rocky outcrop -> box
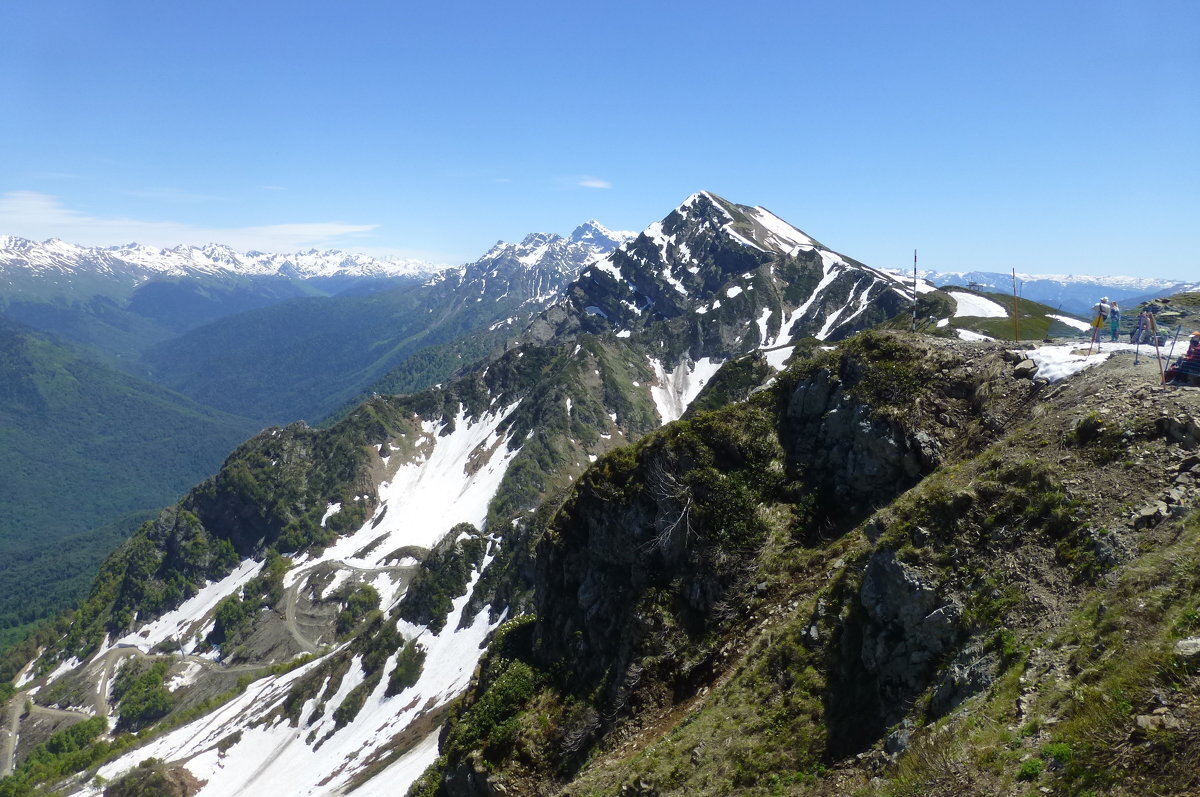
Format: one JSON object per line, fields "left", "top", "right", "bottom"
{"left": 860, "top": 551, "right": 962, "bottom": 713}
{"left": 784, "top": 367, "right": 939, "bottom": 520}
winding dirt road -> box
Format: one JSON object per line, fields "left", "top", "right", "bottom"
{"left": 1, "top": 693, "right": 22, "bottom": 777}
{"left": 2, "top": 556, "right": 420, "bottom": 777}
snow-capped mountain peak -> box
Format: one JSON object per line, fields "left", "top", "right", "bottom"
{"left": 569, "top": 219, "right": 637, "bottom": 251}
{"left": 526, "top": 191, "right": 915, "bottom": 352}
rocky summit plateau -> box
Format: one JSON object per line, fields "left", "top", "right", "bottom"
{"left": 1, "top": 193, "right": 1198, "bottom": 797}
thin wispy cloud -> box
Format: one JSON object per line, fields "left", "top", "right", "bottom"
{"left": 0, "top": 191, "right": 378, "bottom": 251}
{"left": 577, "top": 177, "right": 613, "bottom": 189}
{"left": 122, "top": 187, "right": 231, "bottom": 202}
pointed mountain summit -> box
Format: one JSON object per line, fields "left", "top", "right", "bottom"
{"left": 568, "top": 219, "right": 637, "bottom": 251}
{"left": 529, "top": 191, "right": 912, "bottom": 357}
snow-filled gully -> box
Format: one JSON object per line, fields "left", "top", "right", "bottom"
{"left": 71, "top": 405, "right": 521, "bottom": 796}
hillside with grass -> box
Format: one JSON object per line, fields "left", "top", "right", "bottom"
{"left": 890, "top": 286, "right": 1093, "bottom": 343}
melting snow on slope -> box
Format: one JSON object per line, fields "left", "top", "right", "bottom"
{"left": 948, "top": 291, "right": 1008, "bottom": 318}
{"left": 776, "top": 257, "right": 841, "bottom": 345}
{"left": 1049, "top": 314, "right": 1092, "bottom": 332}
{"left": 1022, "top": 344, "right": 1111, "bottom": 382}
{"left": 743, "top": 206, "right": 816, "bottom": 254}
{"left": 289, "top": 403, "right": 520, "bottom": 578}
{"left": 320, "top": 502, "right": 342, "bottom": 527}
{"left": 878, "top": 268, "right": 938, "bottom": 294}
{"left": 166, "top": 662, "right": 205, "bottom": 692}
{"left": 956, "top": 329, "right": 995, "bottom": 342}
{"left": 763, "top": 346, "right": 794, "bottom": 370}
{"left": 649, "top": 358, "right": 722, "bottom": 424}
{"left": 817, "top": 279, "right": 879, "bottom": 340}
{"left": 112, "top": 559, "right": 263, "bottom": 654}
{"left": 86, "top": 548, "right": 505, "bottom": 797}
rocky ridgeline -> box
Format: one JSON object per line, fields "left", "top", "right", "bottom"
{"left": 416, "top": 335, "right": 1200, "bottom": 797}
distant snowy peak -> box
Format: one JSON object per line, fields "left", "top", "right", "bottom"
{"left": 0, "top": 235, "right": 448, "bottom": 283}
{"left": 442, "top": 221, "right": 634, "bottom": 317}
{"left": 918, "top": 268, "right": 1189, "bottom": 293}
{"left": 472, "top": 221, "right": 630, "bottom": 278}
{"left": 569, "top": 220, "right": 637, "bottom": 251}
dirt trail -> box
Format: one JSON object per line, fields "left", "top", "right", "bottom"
{"left": 283, "top": 560, "right": 418, "bottom": 652}
{"left": 1, "top": 693, "right": 21, "bottom": 777}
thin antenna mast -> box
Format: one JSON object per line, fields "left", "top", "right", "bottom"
{"left": 1011, "top": 267, "right": 1021, "bottom": 343}
{"left": 910, "top": 249, "right": 918, "bottom": 332}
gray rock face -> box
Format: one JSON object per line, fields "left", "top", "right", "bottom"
{"left": 785, "top": 368, "right": 938, "bottom": 518}
{"left": 859, "top": 550, "right": 962, "bottom": 709}
{"left": 929, "top": 642, "right": 998, "bottom": 716}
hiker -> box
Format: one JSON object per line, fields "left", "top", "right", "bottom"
{"left": 1168, "top": 332, "right": 1200, "bottom": 386}
{"left": 1109, "top": 300, "right": 1121, "bottom": 341}
{"left": 1089, "top": 297, "right": 1110, "bottom": 350}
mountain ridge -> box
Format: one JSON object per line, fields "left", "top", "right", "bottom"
{"left": 0, "top": 192, "right": 920, "bottom": 795}
{"left": 0, "top": 235, "right": 448, "bottom": 286}
{"left": 6, "top": 195, "right": 1192, "bottom": 797}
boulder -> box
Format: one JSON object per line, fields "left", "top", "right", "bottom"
{"left": 1013, "top": 359, "right": 1038, "bottom": 379}
{"left": 1174, "top": 637, "right": 1200, "bottom": 659}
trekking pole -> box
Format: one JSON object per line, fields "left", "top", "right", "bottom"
{"left": 1133, "top": 320, "right": 1142, "bottom": 365}
{"left": 1165, "top": 324, "right": 1183, "bottom": 363}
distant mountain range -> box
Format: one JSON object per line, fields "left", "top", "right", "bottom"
{"left": 0, "top": 235, "right": 446, "bottom": 287}
{"left": 141, "top": 221, "right": 638, "bottom": 425}
{"left": 890, "top": 267, "right": 1200, "bottom": 315}
{"left": 0, "top": 220, "right": 633, "bottom": 645}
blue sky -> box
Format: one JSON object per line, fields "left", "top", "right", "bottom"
{"left": 1, "top": 0, "right": 1196, "bottom": 279}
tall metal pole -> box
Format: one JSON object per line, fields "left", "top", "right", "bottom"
{"left": 1011, "top": 267, "right": 1021, "bottom": 343}
{"left": 911, "top": 249, "right": 917, "bottom": 332}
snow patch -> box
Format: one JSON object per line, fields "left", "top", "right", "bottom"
{"left": 114, "top": 559, "right": 262, "bottom": 654}
{"left": 764, "top": 346, "right": 794, "bottom": 371}
{"left": 1049, "top": 314, "right": 1092, "bottom": 332}
{"left": 949, "top": 291, "right": 1008, "bottom": 318}
{"left": 1021, "top": 344, "right": 1111, "bottom": 382}
{"left": 167, "top": 661, "right": 205, "bottom": 692}
{"left": 648, "top": 357, "right": 722, "bottom": 424}
{"left": 294, "top": 403, "right": 521, "bottom": 574}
